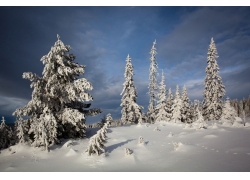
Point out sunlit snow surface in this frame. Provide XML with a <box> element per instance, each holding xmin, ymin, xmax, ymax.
<box><xmin>1</xmin><ymin>118</ymin><xmax>250</xmax><ymax>172</ymax></box>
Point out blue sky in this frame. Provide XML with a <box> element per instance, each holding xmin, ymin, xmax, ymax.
<box><xmin>0</xmin><ymin>6</ymin><xmax>250</xmax><ymax>124</ymax></box>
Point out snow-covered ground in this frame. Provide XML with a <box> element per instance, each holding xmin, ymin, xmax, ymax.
<box><xmin>1</xmin><ymin>118</ymin><xmax>250</xmax><ymax>172</ymax></box>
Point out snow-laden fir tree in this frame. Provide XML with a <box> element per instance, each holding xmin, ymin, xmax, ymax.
<box><xmin>220</xmin><ymin>97</ymin><xmax>237</xmax><ymax>125</ymax></box>
<box><xmin>13</xmin><ymin>35</ymin><xmax>101</xmax><ymax>149</ymax></box>
<box><xmin>192</xmin><ymin>100</ymin><xmax>200</xmax><ymax>122</ymax></box>
<box><xmin>202</xmin><ymin>38</ymin><xmax>225</xmax><ymax>121</ymax></box>
<box><xmin>238</xmin><ymin>100</ymin><xmax>244</xmax><ymax>118</ymax></box>
<box><xmin>196</xmin><ymin>108</ymin><xmax>206</xmax><ymax>129</ymax></box>
<box><xmin>171</xmin><ymin>85</ymin><xmax>182</xmax><ymax>123</ymax></box>
<box><xmin>15</xmin><ymin>117</ymin><xmax>29</xmax><ymax>144</ymax></box>
<box><xmin>166</xmin><ymin>88</ymin><xmax>173</xmax><ymax>121</ymax></box>
<box><xmin>85</xmin><ymin>123</ymin><xmax>108</xmax><ymax>156</ymax></box>
<box><xmin>147</xmin><ymin>40</ymin><xmax>158</xmax><ymax>123</ymax></box>
<box><xmin>181</xmin><ymin>85</ymin><xmax>192</xmax><ymax>123</ymax></box>
<box><xmin>120</xmin><ymin>54</ymin><xmax>143</xmax><ymax>125</ymax></box>
<box><xmin>0</xmin><ymin>117</ymin><xmax>15</xmax><ymax>150</ymax></box>
<box><xmin>230</xmin><ymin>99</ymin><xmax>239</xmax><ymax>116</ymax></box>
<box><xmin>98</xmin><ymin>114</ymin><xmax>107</xmax><ymax>128</ymax></box>
<box><xmin>106</xmin><ymin>113</ymin><xmax>113</xmax><ymax>127</ymax></box>
<box><xmin>242</xmin><ymin>110</ymin><xmax>246</xmax><ymax>126</ymax></box>
<box><xmin>155</xmin><ymin>70</ymin><xmax>168</xmax><ymax>123</ymax></box>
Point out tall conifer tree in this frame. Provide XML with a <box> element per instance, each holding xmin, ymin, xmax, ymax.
<box><xmin>147</xmin><ymin>40</ymin><xmax>158</xmax><ymax>123</ymax></box>
<box><xmin>171</xmin><ymin>85</ymin><xmax>182</xmax><ymax>123</ymax></box>
<box><xmin>181</xmin><ymin>85</ymin><xmax>192</xmax><ymax>123</ymax></box>
<box><xmin>202</xmin><ymin>38</ymin><xmax>225</xmax><ymax>121</ymax></box>
<box><xmin>166</xmin><ymin>88</ymin><xmax>173</xmax><ymax>121</ymax></box>
<box><xmin>13</xmin><ymin>35</ymin><xmax>101</xmax><ymax>149</ymax></box>
<box><xmin>120</xmin><ymin>54</ymin><xmax>143</xmax><ymax>124</ymax></box>
<box><xmin>155</xmin><ymin>70</ymin><xmax>168</xmax><ymax>122</ymax></box>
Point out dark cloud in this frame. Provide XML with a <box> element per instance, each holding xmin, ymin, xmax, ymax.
<box><xmin>157</xmin><ymin>6</ymin><xmax>250</xmax><ymax>101</ymax></box>
<box><xmin>1</xmin><ymin>6</ymin><xmax>250</xmax><ymax>123</ymax></box>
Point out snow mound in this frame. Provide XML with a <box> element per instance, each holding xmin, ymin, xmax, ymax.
<box><xmin>124</xmin><ymin>148</ymin><xmax>133</xmax><ymax>155</ymax></box>
<box><xmin>210</xmin><ymin>123</ymin><xmax>218</xmax><ymax>129</ymax></box>
<box><xmin>222</xmin><ymin>121</ymin><xmax>233</xmax><ymax>127</ymax></box>
<box><xmin>178</xmin><ymin>132</ymin><xmax>188</xmax><ymax>136</ymax></box>
<box><xmin>136</xmin><ymin>124</ymin><xmax>143</xmax><ymax>128</ymax></box>
<box><xmin>154</xmin><ymin>127</ymin><xmax>160</xmax><ymax>131</ymax></box>
<box><xmin>173</xmin><ymin>142</ymin><xmax>183</xmax><ymax>151</ymax></box>
<box><xmin>244</xmin><ymin>122</ymin><xmax>250</xmax><ymax>127</ymax></box>
<box><xmin>65</xmin><ymin>148</ymin><xmax>78</xmax><ymax>156</ymax></box>
<box><xmin>168</xmin><ymin>132</ymin><xmax>173</xmax><ymax>137</ymax></box>
<box><xmin>235</xmin><ymin>117</ymin><xmax>242</xmax><ymax>122</ymax></box>
<box><xmin>63</xmin><ymin>140</ymin><xmax>73</xmax><ymax>148</ymax></box>
<box><xmin>232</xmin><ymin>121</ymin><xmax>244</xmax><ymax>127</ymax></box>
<box><xmin>203</xmin><ymin>134</ymin><xmax>217</xmax><ymax>138</ymax></box>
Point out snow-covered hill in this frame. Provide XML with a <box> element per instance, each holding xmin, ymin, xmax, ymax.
<box><xmin>1</xmin><ymin>119</ymin><xmax>250</xmax><ymax>172</ymax></box>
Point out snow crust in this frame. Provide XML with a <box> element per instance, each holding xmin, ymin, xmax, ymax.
<box><xmin>1</xmin><ymin>120</ymin><xmax>250</xmax><ymax>172</ymax></box>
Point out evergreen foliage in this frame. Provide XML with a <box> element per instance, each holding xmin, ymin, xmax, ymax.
<box><xmin>85</xmin><ymin>123</ymin><xmax>108</xmax><ymax>156</ymax></box>
<box><xmin>166</xmin><ymin>88</ymin><xmax>173</xmax><ymax>121</ymax></box>
<box><xmin>202</xmin><ymin>38</ymin><xmax>225</xmax><ymax>121</ymax></box>
<box><xmin>181</xmin><ymin>85</ymin><xmax>192</xmax><ymax>123</ymax></box>
<box><xmin>15</xmin><ymin>117</ymin><xmax>29</xmax><ymax>144</ymax></box>
<box><xmin>120</xmin><ymin>54</ymin><xmax>143</xmax><ymax>125</ymax></box>
<box><xmin>197</xmin><ymin>109</ymin><xmax>206</xmax><ymax>129</ymax></box>
<box><xmin>171</xmin><ymin>85</ymin><xmax>182</xmax><ymax>123</ymax></box>
<box><xmin>106</xmin><ymin>113</ymin><xmax>113</xmax><ymax>127</ymax></box>
<box><xmin>220</xmin><ymin>97</ymin><xmax>237</xmax><ymax>125</ymax></box>
<box><xmin>0</xmin><ymin>117</ymin><xmax>15</xmax><ymax>150</ymax></box>
<box><xmin>155</xmin><ymin>71</ymin><xmax>168</xmax><ymax>122</ymax></box>
<box><xmin>13</xmin><ymin>35</ymin><xmax>101</xmax><ymax>149</ymax></box>
<box><xmin>147</xmin><ymin>40</ymin><xmax>158</xmax><ymax>123</ymax></box>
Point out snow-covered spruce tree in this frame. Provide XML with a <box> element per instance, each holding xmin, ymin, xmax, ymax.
<box><xmin>98</xmin><ymin>114</ymin><xmax>107</xmax><ymax>128</ymax></box>
<box><xmin>120</xmin><ymin>54</ymin><xmax>143</xmax><ymax>125</ymax></box>
<box><xmin>181</xmin><ymin>85</ymin><xmax>192</xmax><ymax>123</ymax></box>
<box><xmin>238</xmin><ymin>100</ymin><xmax>244</xmax><ymax>118</ymax></box>
<box><xmin>166</xmin><ymin>88</ymin><xmax>173</xmax><ymax>121</ymax></box>
<box><xmin>15</xmin><ymin>117</ymin><xmax>29</xmax><ymax>144</ymax></box>
<box><xmin>196</xmin><ymin>108</ymin><xmax>206</xmax><ymax>129</ymax></box>
<box><xmin>242</xmin><ymin>110</ymin><xmax>246</xmax><ymax>126</ymax></box>
<box><xmin>147</xmin><ymin>40</ymin><xmax>158</xmax><ymax>123</ymax></box>
<box><xmin>192</xmin><ymin>100</ymin><xmax>200</xmax><ymax>122</ymax></box>
<box><xmin>220</xmin><ymin>97</ymin><xmax>237</xmax><ymax>125</ymax></box>
<box><xmin>230</xmin><ymin>99</ymin><xmax>239</xmax><ymax>116</ymax></box>
<box><xmin>106</xmin><ymin>113</ymin><xmax>113</xmax><ymax>127</ymax></box>
<box><xmin>171</xmin><ymin>85</ymin><xmax>182</xmax><ymax>123</ymax></box>
<box><xmin>155</xmin><ymin>70</ymin><xmax>168</xmax><ymax>123</ymax></box>
<box><xmin>0</xmin><ymin>117</ymin><xmax>15</xmax><ymax>150</ymax></box>
<box><xmin>85</xmin><ymin>123</ymin><xmax>108</xmax><ymax>156</ymax></box>
<box><xmin>202</xmin><ymin>38</ymin><xmax>225</xmax><ymax>121</ymax></box>
<box><xmin>13</xmin><ymin>35</ymin><xmax>101</xmax><ymax>149</ymax></box>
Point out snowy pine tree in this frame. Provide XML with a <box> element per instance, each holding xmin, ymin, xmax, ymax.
<box><xmin>15</xmin><ymin>117</ymin><xmax>29</xmax><ymax>144</ymax></box>
<box><xmin>120</xmin><ymin>54</ymin><xmax>143</xmax><ymax>125</ymax></box>
<box><xmin>147</xmin><ymin>40</ymin><xmax>158</xmax><ymax>123</ymax></box>
<box><xmin>181</xmin><ymin>85</ymin><xmax>192</xmax><ymax>123</ymax></box>
<box><xmin>166</xmin><ymin>88</ymin><xmax>173</xmax><ymax>121</ymax></box>
<box><xmin>196</xmin><ymin>109</ymin><xmax>206</xmax><ymax>129</ymax></box>
<box><xmin>192</xmin><ymin>100</ymin><xmax>200</xmax><ymax>122</ymax></box>
<box><xmin>238</xmin><ymin>100</ymin><xmax>244</xmax><ymax>118</ymax></box>
<box><xmin>0</xmin><ymin>117</ymin><xmax>15</xmax><ymax>150</ymax></box>
<box><xmin>242</xmin><ymin>110</ymin><xmax>246</xmax><ymax>126</ymax></box>
<box><xmin>106</xmin><ymin>113</ymin><xmax>113</xmax><ymax>127</ymax></box>
<box><xmin>220</xmin><ymin>97</ymin><xmax>237</xmax><ymax>125</ymax></box>
<box><xmin>13</xmin><ymin>35</ymin><xmax>101</xmax><ymax>149</ymax></box>
<box><xmin>171</xmin><ymin>85</ymin><xmax>182</xmax><ymax>123</ymax></box>
<box><xmin>155</xmin><ymin>70</ymin><xmax>168</xmax><ymax>122</ymax></box>
<box><xmin>202</xmin><ymin>38</ymin><xmax>225</xmax><ymax>121</ymax></box>
<box><xmin>85</xmin><ymin>123</ymin><xmax>108</xmax><ymax>156</ymax></box>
